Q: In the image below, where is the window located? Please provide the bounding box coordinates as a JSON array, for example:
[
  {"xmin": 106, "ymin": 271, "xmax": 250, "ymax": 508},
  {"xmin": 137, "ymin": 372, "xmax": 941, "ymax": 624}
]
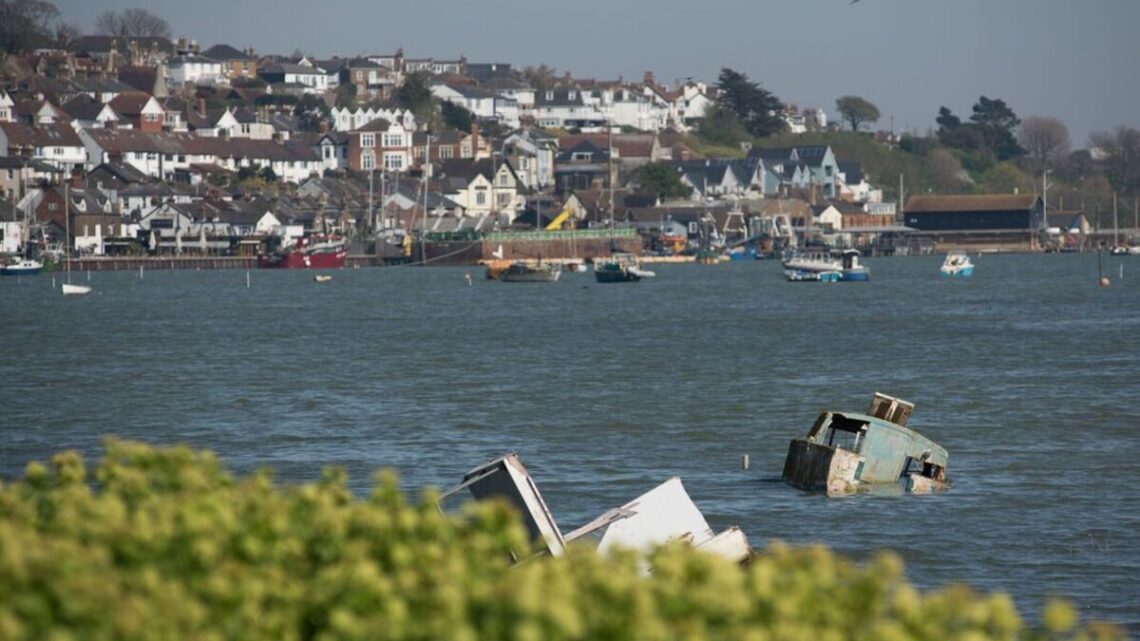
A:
[
  {"xmin": 440, "ymin": 146, "xmax": 454, "ymax": 159},
  {"xmin": 384, "ymin": 154, "xmax": 404, "ymax": 170},
  {"xmin": 497, "ymin": 173, "xmax": 509, "ymax": 187},
  {"xmin": 545, "ymin": 91, "xmax": 553, "ymax": 101},
  {"xmin": 568, "ymin": 90, "xmax": 576, "ymax": 100},
  {"xmin": 383, "ymin": 133, "xmax": 402, "ymax": 147},
  {"xmin": 476, "ymin": 191, "xmax": 486, "ymax": 206},
  {"xmin": 497, "ymin": 193, "xmax": 510, "ymax": 208},
  {"xmin": 361, "ymin": 151, "xmax": 374, "ymax": 170},
  {"xmin": 360, "ymin": 133, "xmax": 375, "ymax": 148},
  {"xmin": 145, "ymin": 113, "xmax": 159, "ymax": 122}
]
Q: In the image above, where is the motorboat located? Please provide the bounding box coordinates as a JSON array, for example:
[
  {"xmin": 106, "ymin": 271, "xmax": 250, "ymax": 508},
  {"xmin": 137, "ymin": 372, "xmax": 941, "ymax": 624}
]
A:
[
  {"xmin": 594, "ymin": 253, "xmax": 655, "ymax": 283},
  {"xmin": 783, "ymin": 249, "xmax": 869, "ymax": 282},
  {"xmin": 499, "ymin": 262, "xmax": 562, "ymax": 283},
  {"xmin": 939, "ymin": 251, "xmax": 975, "ymax": 277},
  {"xmin": 1, "ymin": 258, "xmax": 43, "ymax": 276}
]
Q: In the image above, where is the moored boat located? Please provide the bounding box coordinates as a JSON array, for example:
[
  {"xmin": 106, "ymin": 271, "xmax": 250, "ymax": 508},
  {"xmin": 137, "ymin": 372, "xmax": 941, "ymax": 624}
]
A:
[
  {"xmin": 500, "ymin": 262, "xmax": 562, "ymax": 283},
  {"xmin": 782, "ymin": 249, "xmax": 869, "ymax": 282},
  {"xmin": 594, "ymin": 252, "xmax": 655, "ymax": 283},
  {"xmin": 940, "ymin": 251, "xmax": 975, "ymax": 277},
  {"xmin": 258, "ymin": 234, "xmax": 347, "ymax": 269},
  {"xmin": 1, "ymin": 258, "xmax": 44, "ymax": 276}
]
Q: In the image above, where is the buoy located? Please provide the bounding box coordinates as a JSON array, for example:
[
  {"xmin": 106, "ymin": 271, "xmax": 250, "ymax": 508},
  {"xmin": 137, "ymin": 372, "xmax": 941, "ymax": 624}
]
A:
[
  {"xmin": 1099, "ymin": 276, "xmax": 1110, "ymax": 288},
  {"xmin": 741, "ymin": 454, "xmax": 750, "ymax": 470},
  {"xmin": 464, "ymin": 272, "xmax": 472, "ymax": 286},
  {"xmin": 246, "ymin": 271, "xmax": 251, "ymax": 288}
]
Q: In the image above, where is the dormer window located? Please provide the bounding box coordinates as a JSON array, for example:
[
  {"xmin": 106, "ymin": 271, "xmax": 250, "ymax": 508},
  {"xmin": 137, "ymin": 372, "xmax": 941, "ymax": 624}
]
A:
[
  {"xmin": 545, "ymin": 91, "xmax": 553, "ymax": 101},
  {"xmin": 568, "ymin": 90, "xmax": 576, "ymax": 101}
]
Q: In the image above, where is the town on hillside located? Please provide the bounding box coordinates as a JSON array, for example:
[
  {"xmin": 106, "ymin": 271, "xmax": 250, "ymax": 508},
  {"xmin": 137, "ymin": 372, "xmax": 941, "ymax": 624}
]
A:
[{"xmin": 2, "ymin": 9, "xmax": 1136, "ymax": 270}]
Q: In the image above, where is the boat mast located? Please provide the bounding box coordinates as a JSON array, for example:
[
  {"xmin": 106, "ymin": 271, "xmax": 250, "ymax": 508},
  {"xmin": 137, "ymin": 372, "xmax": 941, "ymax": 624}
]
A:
[
  {"xmin": 1113, "ymin": 192, "xmax": 1119, "ymax": 246},
  {"xmin": 421, "ymin": 132, "xmax": 430, "ymax": 265},
  {"xmin": 64, "ymin": 183, "xmax": 71, "ymax": 283}
]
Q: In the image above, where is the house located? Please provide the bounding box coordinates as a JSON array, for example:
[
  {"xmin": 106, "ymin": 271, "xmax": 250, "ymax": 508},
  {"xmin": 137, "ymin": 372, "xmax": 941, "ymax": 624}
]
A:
[
  {"xmin": 34, "ymin": 186, "xmax": 114, "ymax": 245},
  {"xmin": 482, "ymin": 77, "xmax": 535, "ymax": 120},
  {"xmin": 258, "ymin": 60, "xmax": 337, "ymax": 93},
  {"xmin": 59, "ymin": 95, "xmax": 122, "ymax": 130},
  {"xmin": 346, "ymin": 118, "xmax": 412, "ymax": 172},
  {"xmin": 167, "ymin": 55, "xmax": 224, "ymax": 86},
  {"xmin": 117, "ymin": 65, "xmax": 169, "ymax": 99},
  {"xmin": 315, "ymin": 131, "xmax": 349, "ymax": 172},
  {"xmin": 554, "ymin": 139, "xmax": 611, "ymax": 193},
  {"xmin": 67, "ymin": 77, "xmax": 133, "ymax": 104},
  {"xmin": 201, "ymin": 44, "xmax": 258, "ymax": 80},
  {"xmin": 0, "ymin": 90, "xmax": 15, "ymax": 122},
  {"xmin": 904, "ymin": 194, "xmax": 1045, "ymax": 252},
  {"xmin": 329, "ymin": 105, "xmax": 416, "ymax": 132},
  {"xmin": 436, "ymin": 158, "xmax": 524, "ymax": 219},
  {"xmin": 748, "ymin": 146, "xmax": 839, "ymax": 198},
  {"xmin": 12, "ymin": 99, "xmax": 69, "ymax": 126},
  {"xmin": 0, "ymin": 122, "xmax": 87, "ymax": 172},
  {"xmin": 534, "ymin": 88, "xmax": 607, "ymax": 131},
  {"xmin": 69, "ymin": 35, "xmax": 175, "ymax": 65},
  {"xmin": 502, "ymin": 126, "xmax": 558, "ymax": 190},
  {"xmin": 677, "ymin": 161, "xmax": 747, "ymax": 200},
  {"xmin": 432, "ymin": 83, "xmax": 520, "ymax": 129},
  {"xmin": 0, "ymin": 156, "xmax": 64, "ymax": 200},
  {"xmin": 336, "ymin": 58, "xmax": 395, "ymax": 98},
  {"xmin": 836, "ymin": 160, "xmax": 881, "ymax": 203},
  {"xmin": 109, "ymin": 92, "xmax": 165, "ymax": 133}
]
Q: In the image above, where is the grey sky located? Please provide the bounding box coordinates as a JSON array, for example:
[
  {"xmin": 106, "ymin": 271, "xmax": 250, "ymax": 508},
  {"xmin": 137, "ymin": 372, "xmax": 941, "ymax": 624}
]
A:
[{"xmin": 55, "ymin": 0, "xmax": 1139, "ymax": 145}]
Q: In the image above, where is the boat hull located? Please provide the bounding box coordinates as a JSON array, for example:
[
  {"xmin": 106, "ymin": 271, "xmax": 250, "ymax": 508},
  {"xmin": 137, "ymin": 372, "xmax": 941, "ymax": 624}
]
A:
[
  {"xmin": 595, "ymin": 266, "xmax": 640, "ymax": 283},
  {"xmin": 1, "ymin": 259, "xmax": 43, "ymax": 276},
  {"xmin": 61, "ymin": 283, "xmax": 91, "ymax": 296},
  {"xmin": 500, "ymin": 265, "xmax": 562, "ymax": 282},
  {"xmin": 940, "ymin": 265, "xmax": 974, "ymax": 277},
  {"xmin": 782, "ymin": 440, "xmax": 864, "ymax": 495},
  {"xmin": 257, "ymin": 249, "xmax": 346, "ymax": 269}
]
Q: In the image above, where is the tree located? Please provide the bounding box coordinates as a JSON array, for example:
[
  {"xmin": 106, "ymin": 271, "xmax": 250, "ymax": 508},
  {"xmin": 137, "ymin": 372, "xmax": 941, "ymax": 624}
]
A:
[
  {"xmin": 635, "ymin": 162, "xmax": 690, "ymax": 201},
  {"xmin": 395, "ymin": 71, "xmax": 434, "ymax": 122},
  {"xmin": 94, "ymin": 7, "xmax": 172, "ymax": 39},
  {"xmin": 440, "ymin": 100, "xmax": 472, "ymax": 132},
  {"xmin": 1089, "ymin": 126, "xmax": 1140, "ymax": 196},
  {"xmin": 292, "ymin": 94, "xmax": 329, "ymax": 132},
  {"xmin": 715, "ymin": 68, "xmax": 785, "ymax": 138},
  {"xmin": 0, "ymin": 0, "xmax": 60, "ymax": 53},
  {"xmin": 519, "ymin": 64, "xmax": 557, "ymax": 95},
  {"xmin": 1018, "ymin": 116, "xmax": 1070, "ymax": 172},
  {"xmin": 696, "ymin": 105, "xmax": 749, "ymax": 147},
  {"xmin": 979, "ymin": 162, "xmax": 1035, "ymax": 194},
  {"xmin": 927, "ymin": 148, "xmax": 965, "ymax": 192},
  {"xmin": 835, "ymin": 95, "xmax": 880, "ymax": 131},
  {"xmin": 334, "ymin": 83, "xmax": 357, "ymax": 109},
  {"xmin": 969, "ymin": 96, "xmax": 1022, "ymax": 160}
]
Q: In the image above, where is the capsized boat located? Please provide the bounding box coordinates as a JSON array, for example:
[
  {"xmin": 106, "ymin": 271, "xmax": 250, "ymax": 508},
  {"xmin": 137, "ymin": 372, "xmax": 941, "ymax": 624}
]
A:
[
  {"xmin": 1, "ymin": 257, "xmax": 44, "ymax": 276},
  {"xmin": 499, "ymin": 261, "xmax": 561, "ymax": 283},
  {"xmin": 940, "ymin": 251, "xmax": 975, "ymax": 277},
  {"xmin": 783, "ymin": 249, "xmax": 869, "ymax": 282},
  {"xmin": 782, "ymin": 393, "xmax": 949, "ymax": 495},
  {"xmin": 594, "ymin": 252, "xmax": 655, "ymax": 283}
]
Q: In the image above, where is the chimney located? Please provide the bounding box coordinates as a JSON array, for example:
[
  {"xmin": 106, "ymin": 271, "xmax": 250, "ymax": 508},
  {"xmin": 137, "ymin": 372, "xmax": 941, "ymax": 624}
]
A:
[
  {"xmin": 470, "ymin": 122, "xmax": 479, "ymax": 158},
  {"xmin": 643, "ymin": 71, "xmax": 655, "ymax": 86},
  {"xmin": 318, "ymin": 121, "xmax": 329, "ymax": 134}
]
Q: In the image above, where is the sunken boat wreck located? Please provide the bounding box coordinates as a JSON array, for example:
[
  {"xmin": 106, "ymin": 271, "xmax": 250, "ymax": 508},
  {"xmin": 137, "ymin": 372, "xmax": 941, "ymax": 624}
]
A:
[
  {"xmin": 440, "ymin": 453, "xmax": 751, "ymax": 564},
  {"xmin": 782, "ymin": 393, "xmax": 950, "ymax": 495}
]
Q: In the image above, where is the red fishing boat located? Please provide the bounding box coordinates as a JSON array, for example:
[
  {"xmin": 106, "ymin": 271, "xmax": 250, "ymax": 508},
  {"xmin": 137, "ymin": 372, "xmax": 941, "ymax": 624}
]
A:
[{"xmin": 257, "ymin": 234, "xmax": 348, "ymax": 269}]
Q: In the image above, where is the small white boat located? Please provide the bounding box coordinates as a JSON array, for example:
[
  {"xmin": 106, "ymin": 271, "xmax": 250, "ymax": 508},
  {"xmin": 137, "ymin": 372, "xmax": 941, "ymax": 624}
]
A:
[
  {"xmin": 61, "ymin": 282, "xmax": 92, "ymax": 296},
  {"xmin": 314, "ymin": 274, "xmax": 332, "ymax": 283},
  {"xmin": 940, "ymin": 251, "xmax": 975, "ymax": 277}
]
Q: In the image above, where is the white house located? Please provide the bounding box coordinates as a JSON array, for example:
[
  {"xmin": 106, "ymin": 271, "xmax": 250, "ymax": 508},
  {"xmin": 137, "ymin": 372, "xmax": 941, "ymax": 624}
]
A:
[
  {"xmin": 0, "ymin": 122, "xmax": 88, "ymax": 172},
  {"xmin": 329, "ymin": 106, "xmax": 416, "ymax": 133},
  {"xmin": 438, "ymin": 158, "xmax": 524, "ymax": 220},
  {"xmin": 0, "ymin": 90, "xmax": 16, "ymax": 122},
  {"xmin": 534, "ymin": 88, "xmax": 607, "ymax": 131},
  {"xmin": 167, "ymin": 55, "xmax": 224, "ymax": 86},
  {"xmin": 432, "ymin": 83, "xmax": 520, "ymax": 129}
]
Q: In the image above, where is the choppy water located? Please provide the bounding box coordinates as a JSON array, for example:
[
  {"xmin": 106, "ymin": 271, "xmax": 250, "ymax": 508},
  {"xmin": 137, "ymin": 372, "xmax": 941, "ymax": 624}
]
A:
[{"xmin": 2, "ymin": 253, "xmax": 1138, "ymax": 631}]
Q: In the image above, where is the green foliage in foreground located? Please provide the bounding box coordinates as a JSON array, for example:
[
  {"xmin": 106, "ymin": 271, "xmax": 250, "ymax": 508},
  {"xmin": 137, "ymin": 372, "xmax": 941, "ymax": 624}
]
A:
[{"xmin": 0, "ymin": 441, "xmax": 1124, "ymax": 641}]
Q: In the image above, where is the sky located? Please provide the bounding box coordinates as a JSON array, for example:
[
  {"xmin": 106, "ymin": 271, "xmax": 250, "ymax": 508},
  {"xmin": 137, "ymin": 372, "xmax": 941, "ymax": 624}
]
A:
[{"xmin": 55, "ymin": 0, "xmax": 1140, "ymax": 146}]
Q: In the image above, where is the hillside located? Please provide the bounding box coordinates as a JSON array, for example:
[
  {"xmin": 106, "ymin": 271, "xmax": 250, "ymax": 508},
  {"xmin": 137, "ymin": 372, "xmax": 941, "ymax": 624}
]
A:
[{"xmin": 755, "ymin": 131, "xmax": 936, "ymax": 202}]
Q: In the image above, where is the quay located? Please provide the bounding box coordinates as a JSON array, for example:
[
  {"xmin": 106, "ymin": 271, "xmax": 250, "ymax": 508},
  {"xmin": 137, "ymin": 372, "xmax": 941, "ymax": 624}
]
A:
[{"xmin": 68, "ymin": 256, "xmax": 258, "ymax": 271}]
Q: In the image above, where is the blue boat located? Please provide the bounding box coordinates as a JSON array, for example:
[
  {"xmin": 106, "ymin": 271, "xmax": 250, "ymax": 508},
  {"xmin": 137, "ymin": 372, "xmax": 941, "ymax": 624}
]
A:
[
  {"xmin": 1, "ymin": 258, "xmax": 43, "ymax": 276},
  {"xmin": 782, "ymin": 249, "xmax": 869, "ymax": 282}
]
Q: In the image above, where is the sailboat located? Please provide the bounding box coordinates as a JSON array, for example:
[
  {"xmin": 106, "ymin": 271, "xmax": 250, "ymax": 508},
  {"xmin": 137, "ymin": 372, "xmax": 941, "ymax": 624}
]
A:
[{"xmin": 61, "ymin": 184, "xmax": 91, "ymax": 296}]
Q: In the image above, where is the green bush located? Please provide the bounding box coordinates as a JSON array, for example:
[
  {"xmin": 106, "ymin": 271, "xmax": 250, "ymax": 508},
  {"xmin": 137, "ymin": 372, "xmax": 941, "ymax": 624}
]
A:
[{"xmin": 0, "ymin": 441, "xmax": 1124, "ymax": 641}]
